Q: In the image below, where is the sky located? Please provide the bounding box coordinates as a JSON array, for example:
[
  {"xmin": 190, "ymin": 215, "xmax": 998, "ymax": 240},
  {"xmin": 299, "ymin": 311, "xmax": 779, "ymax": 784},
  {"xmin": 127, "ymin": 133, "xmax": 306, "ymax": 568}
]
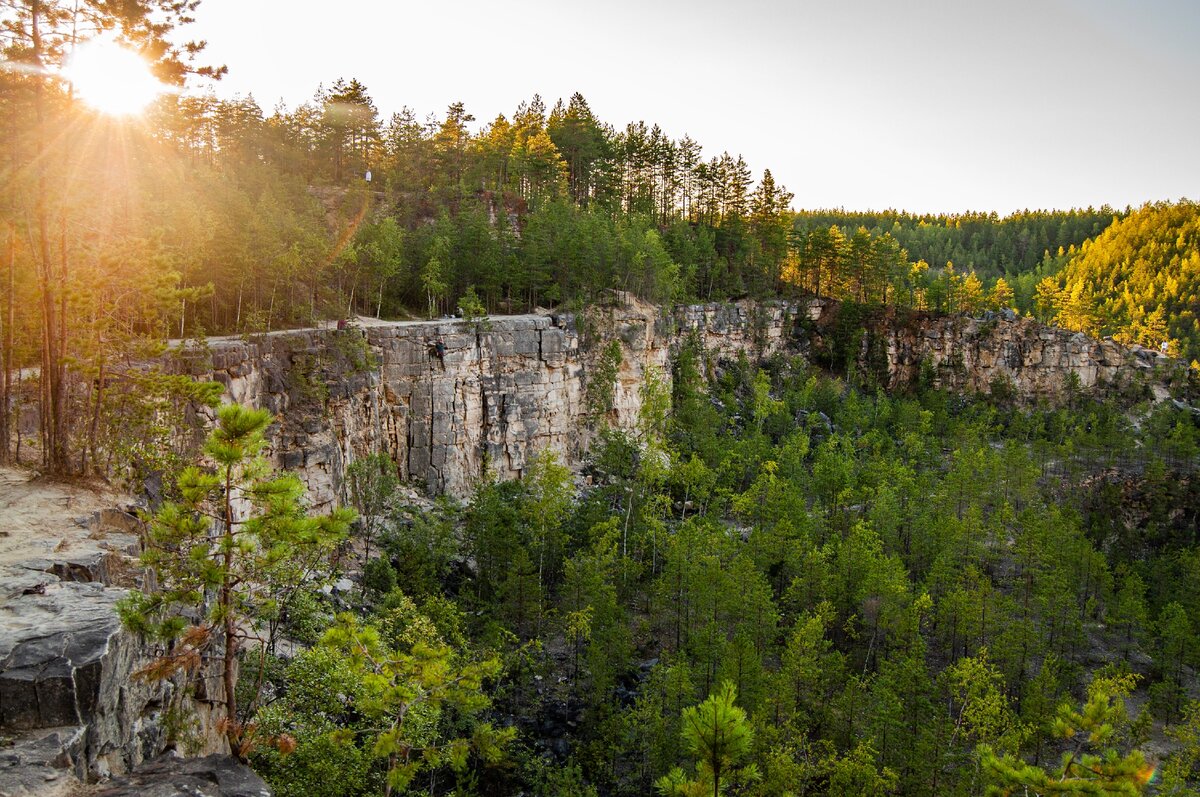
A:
[{"xmin": 182, "ymin": 0, "xmax": 1200, "ymax": 214}]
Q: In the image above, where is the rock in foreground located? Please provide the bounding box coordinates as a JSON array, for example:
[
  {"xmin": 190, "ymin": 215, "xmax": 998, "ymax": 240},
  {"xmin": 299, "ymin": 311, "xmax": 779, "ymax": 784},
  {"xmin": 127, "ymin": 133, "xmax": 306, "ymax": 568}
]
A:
[
  {"xmin": 93, "ymin": 755, "xmax": 271, "ymax": 797},
  {"xmin": 0, "ymin": 469, "xmax": 225, "ymax": 795}
]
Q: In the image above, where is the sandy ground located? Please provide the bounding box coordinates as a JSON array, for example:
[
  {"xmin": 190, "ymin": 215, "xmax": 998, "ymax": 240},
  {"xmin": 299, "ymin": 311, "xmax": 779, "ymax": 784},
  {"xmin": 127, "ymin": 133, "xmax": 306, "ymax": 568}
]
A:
[{"xmin": 0, "ymin": 467, "xmax": 128, "ymax": 570}]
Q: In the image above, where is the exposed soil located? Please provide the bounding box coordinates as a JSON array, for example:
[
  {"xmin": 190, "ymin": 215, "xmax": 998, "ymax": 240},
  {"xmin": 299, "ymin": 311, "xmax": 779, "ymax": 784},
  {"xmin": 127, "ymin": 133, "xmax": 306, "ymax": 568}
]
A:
[{"xmin": 0, "ymin": 468, "xmax": 128, "ymax": 572}]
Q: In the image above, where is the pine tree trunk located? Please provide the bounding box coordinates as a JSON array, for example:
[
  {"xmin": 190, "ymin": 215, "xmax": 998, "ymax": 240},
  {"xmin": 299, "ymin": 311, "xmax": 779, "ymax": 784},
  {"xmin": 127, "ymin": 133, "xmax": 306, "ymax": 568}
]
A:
[
  {"xmin": 54, "ymin": 218, "xmax": 68, "ymax": 470},
  {"xmin": 84, "ymin": 357, "xmax": 104, "ymax": 475},
  {"xmin": 31, "ymin": 30, "xmax": 62, "ymax": 473},
  {"xmin": 0, "ymin": 224, "xmax": 13, "ymax": 465},
  {"xmin": 222, "ymin": 466, "xmax": 239, "ymax": 752}
]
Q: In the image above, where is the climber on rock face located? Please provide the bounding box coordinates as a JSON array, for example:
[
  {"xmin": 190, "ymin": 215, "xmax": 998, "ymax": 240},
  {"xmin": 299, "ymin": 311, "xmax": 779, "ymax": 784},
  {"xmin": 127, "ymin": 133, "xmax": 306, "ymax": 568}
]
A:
[{"xmin": 428, "ymin": 337, "xmax": 446, "ymax": 369}]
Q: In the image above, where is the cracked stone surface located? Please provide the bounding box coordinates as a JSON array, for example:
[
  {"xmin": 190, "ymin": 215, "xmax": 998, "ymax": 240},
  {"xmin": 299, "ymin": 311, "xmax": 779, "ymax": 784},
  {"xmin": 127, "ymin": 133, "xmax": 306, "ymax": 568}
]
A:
[
  {"xmin": 171, "ymin": 299, "xmax": 1184, "ymax": 507},
  {"xmin": 835, "ymin": 306, "xmax": 1185, "ymax": 397},
  {"xmin": 92, "ymin": 754, "xmax": 272, "ymax": 797},
  {"xmin": 174, "ymin": 300, "xmax": 805, "ymax": 505},
  {"xmin": 0, "ymin": 470, "xmax": 226, "ymax": 794}
]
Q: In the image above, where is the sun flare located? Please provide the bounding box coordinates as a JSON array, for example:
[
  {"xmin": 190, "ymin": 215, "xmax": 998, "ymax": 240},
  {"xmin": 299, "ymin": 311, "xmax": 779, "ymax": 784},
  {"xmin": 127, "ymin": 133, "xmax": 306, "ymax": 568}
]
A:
[{"xmin": 63, "ymin": 36, "xmax": 166, "ymax": 116}]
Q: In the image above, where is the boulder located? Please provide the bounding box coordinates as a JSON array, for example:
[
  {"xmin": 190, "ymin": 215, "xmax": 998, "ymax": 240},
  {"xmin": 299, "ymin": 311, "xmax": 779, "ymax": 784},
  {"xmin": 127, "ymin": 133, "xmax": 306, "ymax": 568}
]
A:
[
  {"xmin": 0, "ymin": 470, "xmax": 226, "ymax": 790},
  {"xmin": 94, "ymin": 755, "xmax": 272, "ymax": 797},
  {"xmin": 0, "ymin": 727, "xmax": 87, "ymax": 796}
]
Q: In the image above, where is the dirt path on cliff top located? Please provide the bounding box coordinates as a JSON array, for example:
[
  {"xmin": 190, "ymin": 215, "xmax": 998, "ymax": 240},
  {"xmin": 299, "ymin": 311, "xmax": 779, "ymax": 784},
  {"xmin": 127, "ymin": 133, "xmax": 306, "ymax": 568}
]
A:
[
  {"xmin": 0, "ymin": 467, "xmax": 126, "ymax": 570},
  {"xmin": 167, "ymin": 312, "xmax": 550, "ymax": 348}
]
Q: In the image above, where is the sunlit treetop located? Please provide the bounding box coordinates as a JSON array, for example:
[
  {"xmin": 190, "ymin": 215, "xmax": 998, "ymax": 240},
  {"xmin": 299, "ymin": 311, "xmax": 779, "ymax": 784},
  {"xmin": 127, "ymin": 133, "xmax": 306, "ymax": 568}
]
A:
[{"xmin": 0, "ymin": 0, "xmax": 225, "ymax": 84}]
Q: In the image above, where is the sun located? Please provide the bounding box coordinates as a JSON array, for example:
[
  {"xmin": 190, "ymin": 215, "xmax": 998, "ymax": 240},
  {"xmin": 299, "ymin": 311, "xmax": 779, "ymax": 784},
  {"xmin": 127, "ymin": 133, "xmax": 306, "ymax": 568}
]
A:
[{"xmin": 63, "ymin": 35, "xmax": 166, "ymax": 116}]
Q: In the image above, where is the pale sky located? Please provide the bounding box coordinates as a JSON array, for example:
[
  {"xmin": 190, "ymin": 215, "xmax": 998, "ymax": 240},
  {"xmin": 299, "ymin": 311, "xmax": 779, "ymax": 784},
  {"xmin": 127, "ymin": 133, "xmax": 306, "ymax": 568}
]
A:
[{"xmin": 183, "ymin": 0, "xmax": 1199, "ymax": 214}]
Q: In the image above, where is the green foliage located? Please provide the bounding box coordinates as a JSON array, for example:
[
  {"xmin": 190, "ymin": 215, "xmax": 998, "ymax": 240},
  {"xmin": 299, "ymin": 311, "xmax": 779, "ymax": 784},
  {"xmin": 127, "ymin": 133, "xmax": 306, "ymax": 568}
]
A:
[
  {"xmin": 1161, "ymin": 701, "xmax": 1200, "ymax": 796},
  {"xmin": 979, "ymin": 674, "xmax": 1152, "ymax": 796},
  {"xmin": 422, "ymin": 234, "xmax": 451, "ymax": 318},
  {"xmin": 362, "ymin": 555, "xmax": 398, "ymax": 596},
  {"xmin": 825, "ymin": 742, "xmax": 900, "ymax": 797},
  {"xmin": 587, "ymin": 339, "xmax": 624, "ymax": 418},
  {"xmin": 117, "ymin": 403, "xmax": 352, "ymax": 748},
  {"xmin": 279, "ymin": 588, "xmax": 333, "ymax": 647},
  {"xmin": 329, "ymin": 329, "xmax": 377, "ymax": 374},
  {"xmin": 1152, "ymin": 602, "xmax": 1195, "ymax": 721},
  {"xmin": 380, "ymin": 502, "xmax": 460, "ymax": 598},
  {"xmin": 345, "ymin": 452, "xmax": 400, "ymax": 565},
  {"xmin": 657, "ymin": 681, "xmax": 757, "ymax": 797},
  {"xmin": 318, "ymin": 612, "xmax": 513, "ymax": 793},
  {"xmin": 286, "ymin": 351, "xmax": 331, "ymax": 406},
  {"xmin": 457, "ymin": 284, "xmax": 488, "ymax": 323},
  {"xmin": 1048, "ymin": 201, "xmax": 1200, "ymax": 360},
  {"xmin": 792, "ymin": 208, "xmax": 1119, "ymax": 285},
  {"xmin": 249, "ymin": 645, "xmax": 378, "ymax": 796},
  {"xmin": 250, "ymin": 593, "xmax": 514, "ymax": 797},
  {"xmin": 945, "ymin": 649, "xmax": 1024, "ymax": 758},
  {"xmin": 519, "ymin": 449, "xmax": 574, "ymax": 624},
  {"xmin": 989, "ymin": 372, "xmax": 1017, "ymax": 404}
]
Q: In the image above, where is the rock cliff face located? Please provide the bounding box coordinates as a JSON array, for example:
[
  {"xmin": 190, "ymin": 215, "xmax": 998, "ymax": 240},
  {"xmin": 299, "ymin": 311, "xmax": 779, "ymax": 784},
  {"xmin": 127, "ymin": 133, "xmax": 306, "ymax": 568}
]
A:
[
  {"xmin": 0, "ymin": 470, "xmax": 226, "ymax": 795},
  {"xmin": 803, "ymin": 303, "xmax": 1183, "ymax": 399},
  {"xmin": 175, "ymin": 300, "xmax": 804, "ymax": 506},
  {"xmin": 172, "ymin": 299, "xmax": 1182, "ymax": 506}
]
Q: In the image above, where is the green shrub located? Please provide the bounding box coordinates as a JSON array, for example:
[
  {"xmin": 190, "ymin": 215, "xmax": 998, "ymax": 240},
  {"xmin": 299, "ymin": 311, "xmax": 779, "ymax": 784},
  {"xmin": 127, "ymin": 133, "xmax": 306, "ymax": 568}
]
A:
[{"xmin": 362, "ymin": 555, "xmax": 397, "ymax": 596}]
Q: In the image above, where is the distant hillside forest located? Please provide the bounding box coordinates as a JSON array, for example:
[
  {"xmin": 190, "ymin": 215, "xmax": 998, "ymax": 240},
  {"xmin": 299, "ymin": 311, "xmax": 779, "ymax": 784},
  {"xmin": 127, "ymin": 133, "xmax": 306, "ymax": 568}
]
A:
[
  {"xmin": 1037, "ymin": 201, "xmax": 1200, "ymax": 362},
  {"xmin": 797, "ymin": 204, "xmax": 1200, "ymax": 362},
  {"xmin": 792, "ymin": 209, "xmax": 1121, "ymax": 279},
  {"xmin": 1, "ymin": 73, "xmax": 1141, "ymax": 344}
]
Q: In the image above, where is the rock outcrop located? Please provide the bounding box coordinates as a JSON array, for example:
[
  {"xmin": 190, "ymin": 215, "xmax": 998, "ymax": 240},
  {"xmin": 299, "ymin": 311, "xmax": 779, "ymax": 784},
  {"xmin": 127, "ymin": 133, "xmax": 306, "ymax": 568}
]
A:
[
  {"xmin": 805, "ymin": 303, "xmax": 1186, "ymax": 399},
  {"xmin": 170, "ymin": 298, "xmax": 1185, "ymax": 506},
  {"xmin": 173, "ymin": 299, "xmax": 803, "ymax": 506},
  {"xmin": 0, "ymin": 469, "xmax": 225, "ymax": 795},
  {"xmin": 95, "ymin": 754, "xmax": 272, "ymax": 797}
]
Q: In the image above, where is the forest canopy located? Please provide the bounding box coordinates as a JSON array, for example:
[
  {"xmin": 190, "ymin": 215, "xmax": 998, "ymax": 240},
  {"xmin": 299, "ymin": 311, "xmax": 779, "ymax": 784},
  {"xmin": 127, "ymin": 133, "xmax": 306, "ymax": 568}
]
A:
[
  {"xmin": 1033, "ymin": 201, "xmax": 1200, "ymax": 362},
  {"xmin": 4, "ymin": 42, "xmax": 1196, "ymax": 480},
  {"xmin": 3, "ymin": 7, "xmax": 1200, "ymax": 797}
]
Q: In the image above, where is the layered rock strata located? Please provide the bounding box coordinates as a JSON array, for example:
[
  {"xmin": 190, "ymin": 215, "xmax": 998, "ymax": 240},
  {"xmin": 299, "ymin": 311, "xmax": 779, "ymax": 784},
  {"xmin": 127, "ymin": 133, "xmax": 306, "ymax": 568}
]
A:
[
  {"xmin": 844, "ymin": 307, "xmax": 1183, "ymax": 397},
  {"xmin": 172, "ymin": 299, "xmax": 1183, "ymax": 507},
  {"xmin": 0, "ymin": 470, "xmax": 225, "ymax": 795},
  {"xmin": 174, "ymin": 300, "xmax": 802, "ymax": 506}
]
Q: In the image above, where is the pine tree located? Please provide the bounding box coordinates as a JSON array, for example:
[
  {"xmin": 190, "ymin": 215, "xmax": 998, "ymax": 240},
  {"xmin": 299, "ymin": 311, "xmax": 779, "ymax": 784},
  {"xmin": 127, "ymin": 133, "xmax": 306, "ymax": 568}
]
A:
[
  {"xmin": 118, "ymin": 404, "xmax": 353, "ymax": 750},
  {"xmin": 988, "ymin": 277, "xmax": 1015, "ymax": 311},
  {"xmin": 321, "ymin": 78, "xmax": 379, "ymax": 182},
  {"xmin": 345, "ymin": 451, "xmax": 399, "ymax": 567},
  {"xmin": 656, "ymin": 681, "xmax": 757, "ymax": 797},
  {"xmin": 959, "ymin": 272, "xmax": 986, "ymax": 315},
  {"xmin": 979, "ymin": 674, "xmax": 1152, "ymax": 796},
  {"xmin": 520, "ymin": 449, "xmax": 573, "ymax": 605},
  {"xmin": 317, "ymin": 612, "xmax": 512, "ymax": 796},
  {"xmin": 422, "ymin": 235, "xmax": 450, "ymax": 318}
]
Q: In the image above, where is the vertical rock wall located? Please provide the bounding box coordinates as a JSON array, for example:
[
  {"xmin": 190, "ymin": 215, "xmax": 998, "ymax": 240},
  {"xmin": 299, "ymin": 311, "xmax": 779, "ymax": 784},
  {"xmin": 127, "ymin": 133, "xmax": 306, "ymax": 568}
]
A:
[
  {"xmin": 819, "ymin": 305, "xmax": 1185, "ymax": 399},
  {"xmin": 177, "ymin": 300, "xmax": 805, "ymax": 506},
  {"xmin": 174, "ymin": 299, "xmax": 1183, "ymax": 507}
]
